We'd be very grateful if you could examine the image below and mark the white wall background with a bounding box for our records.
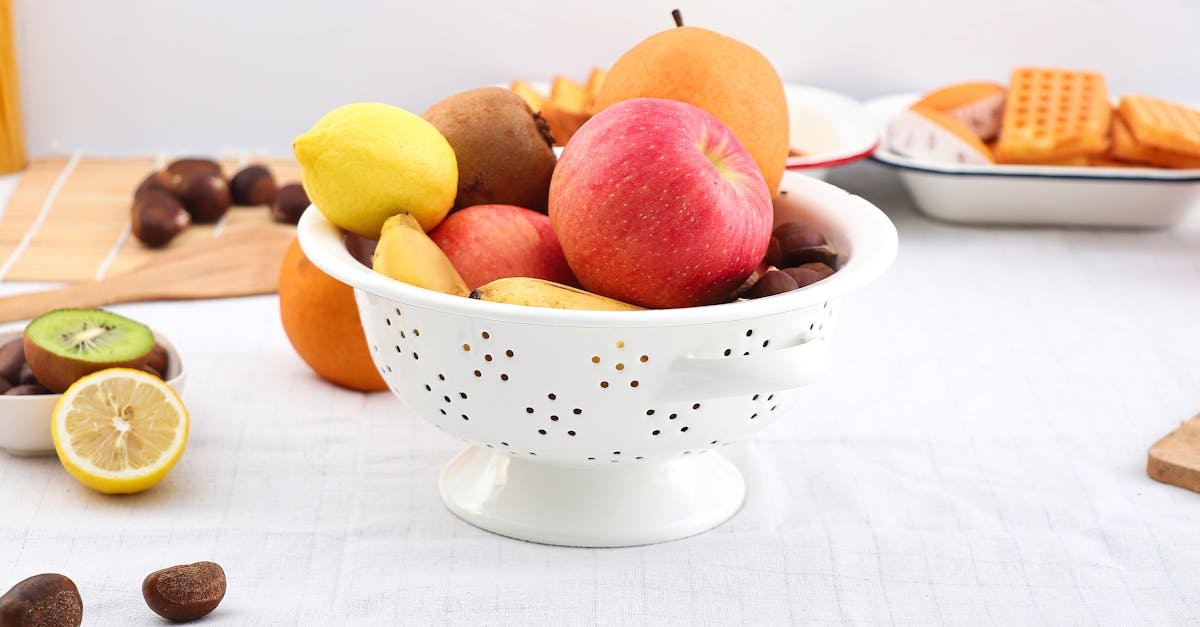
[11,0,1195,157]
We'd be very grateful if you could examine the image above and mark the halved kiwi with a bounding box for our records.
[22,309,155,393]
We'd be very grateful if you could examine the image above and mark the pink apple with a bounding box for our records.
[429,204,577,290]
[549,98,772,308]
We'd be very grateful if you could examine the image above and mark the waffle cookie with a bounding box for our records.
[887,106,993,165]
[994,67,1110,163]
[1111,112,1200,169]
[913,82,1006,141]
[1119,94,1200,158]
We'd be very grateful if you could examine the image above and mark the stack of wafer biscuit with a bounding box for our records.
[1112,95,1200,168]
[889,67,1200,170]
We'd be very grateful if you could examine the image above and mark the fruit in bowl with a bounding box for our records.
[293,11,824,312]
[550,98,772,309]
[298,92,835,310]
[430,204,576,290]
[595,10,789,192]
[373,213,470,296]
[423,87,557,213]
[288,7,898,546]
[293,103,458,237]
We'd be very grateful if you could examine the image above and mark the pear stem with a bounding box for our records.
[672,9,683,27]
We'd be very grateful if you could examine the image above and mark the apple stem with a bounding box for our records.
[672,9,683,27]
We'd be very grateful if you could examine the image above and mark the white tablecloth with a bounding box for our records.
[1,164,1198,625]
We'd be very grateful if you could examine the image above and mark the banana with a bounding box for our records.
[470,278,643,311]
[372,213,470,296]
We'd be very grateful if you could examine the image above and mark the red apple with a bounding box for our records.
[429,204,576,290]
[549,98,772,308]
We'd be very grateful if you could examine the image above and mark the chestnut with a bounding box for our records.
[166,157,223,181]
[343,232,378,267]
[145,344,169,375]
[0,573,82,626]
[134,170,180,200]
[142,561,226,622]
[17,362,36,385]
[229,164,277,206]
[783,262,835,288]
[3,383,50,396]
[0,338,23,384]
[744,269,799,299]
[132,191,190,247]
[177,173,232,223]
[271,183,309,224]
[766,222,837,268]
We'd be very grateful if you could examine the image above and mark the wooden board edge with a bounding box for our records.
[1147,414,1200,494]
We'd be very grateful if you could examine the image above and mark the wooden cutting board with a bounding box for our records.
[0,155,301,284]
[1148,414,1200,494]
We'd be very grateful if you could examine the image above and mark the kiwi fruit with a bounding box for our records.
[22,309,156,393]
[422,87,557,213]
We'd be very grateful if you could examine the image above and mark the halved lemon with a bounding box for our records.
[52,368,189,494]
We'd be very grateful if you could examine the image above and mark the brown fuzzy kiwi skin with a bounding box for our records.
[422,87,557,213]
[21,333,151,393]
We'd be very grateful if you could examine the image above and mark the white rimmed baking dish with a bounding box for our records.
[866,93,1200,228]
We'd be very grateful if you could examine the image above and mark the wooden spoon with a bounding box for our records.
[0,224,294,324]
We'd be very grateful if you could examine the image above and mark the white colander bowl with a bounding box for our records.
[298,171,897,547]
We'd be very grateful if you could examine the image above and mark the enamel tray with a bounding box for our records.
[866,93,1200,228]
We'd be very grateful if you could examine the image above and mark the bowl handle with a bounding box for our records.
[658,336,831,401]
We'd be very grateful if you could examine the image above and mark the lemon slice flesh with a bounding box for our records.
[52,368,189,494]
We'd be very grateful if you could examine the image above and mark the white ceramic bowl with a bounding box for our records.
[785,84,879,179]
[0,326,187,456]
[866,93,1200,228]
[298,172,896,547]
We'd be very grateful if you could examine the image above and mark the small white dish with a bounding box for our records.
[0,325,187,457]
[865,93,1200,228]
[784,84,879,179]
[507,81,878,181]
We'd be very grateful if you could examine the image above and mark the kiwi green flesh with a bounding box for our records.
[25,309,154,363]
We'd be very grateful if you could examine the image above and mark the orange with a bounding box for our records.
[595,19,789,192]
[278,237,387,392]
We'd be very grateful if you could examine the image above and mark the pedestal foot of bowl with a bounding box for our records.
[439,446,745,547]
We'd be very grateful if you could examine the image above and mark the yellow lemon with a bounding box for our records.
[293,102,458,237]
[51,368,188,494]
